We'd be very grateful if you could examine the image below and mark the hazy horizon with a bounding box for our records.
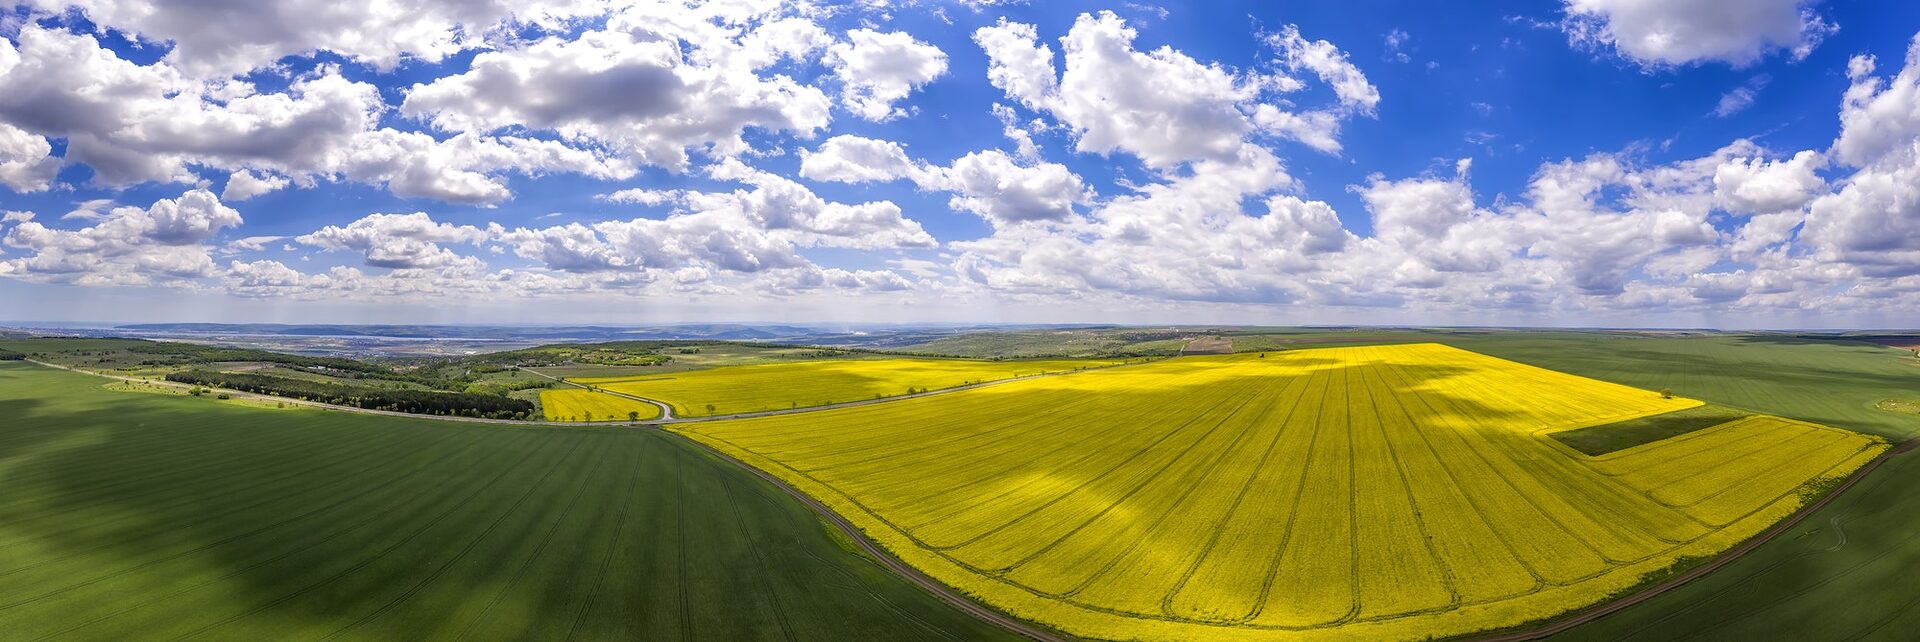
[6,318,1918,334]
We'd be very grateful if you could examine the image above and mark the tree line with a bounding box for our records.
[165,370,535,419]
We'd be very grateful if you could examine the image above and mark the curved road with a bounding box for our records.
[30,358,1142,427]
[518,368,678,420]
[521,361,1141,424]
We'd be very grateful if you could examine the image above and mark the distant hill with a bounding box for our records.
[115,323,837,342]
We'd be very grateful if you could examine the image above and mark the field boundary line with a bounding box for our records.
[28,356,1163,429]
[25,359,576,426]
[1374,361,1551,596]
[658,430,1068,642]
[520,369,677,420]
[528,357,1163,424]
[1466,435,1916,642]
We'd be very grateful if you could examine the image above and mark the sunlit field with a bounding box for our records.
[537,388,661,422]
[0,361,1013,640]
[573,357,1122,416]
[675,343,1887,641]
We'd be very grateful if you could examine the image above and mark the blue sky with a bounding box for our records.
[1,0,1919,327]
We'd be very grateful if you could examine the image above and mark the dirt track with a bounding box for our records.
[519,368,679,420]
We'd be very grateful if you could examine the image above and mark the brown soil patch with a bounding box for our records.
[1180,336,1233,355]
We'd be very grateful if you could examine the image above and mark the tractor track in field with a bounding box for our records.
[19,357,1083,641]
[24,356,1909,642]
[1465,435,1917,642]
[669,434,1069,642]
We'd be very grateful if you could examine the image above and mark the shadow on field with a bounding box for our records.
[872,355,1526,446]
[1439,335,1920,442]
[0,366,1018,640]
[0,398,52,459]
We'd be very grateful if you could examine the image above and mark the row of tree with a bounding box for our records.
[127,342,384,373]
[126,341,481,390]
[165,370,535,419]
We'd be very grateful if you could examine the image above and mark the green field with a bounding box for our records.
[5,330,1919,640]
[670,344,1882,641]
[573,357,1122,417]
[0,361,1015,640]
[894,329,1192,358]
[1399,332,1920,640]
[499,342,888,379]
[1431,333,1920,441]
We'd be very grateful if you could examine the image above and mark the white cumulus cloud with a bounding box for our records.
[1560,0,1836,68]
[222,170,289,201]
[402,14,832,170]
[1,188,240,284]
[827,29,949,122]
[296,212,493,269]
[974,12,1377,166]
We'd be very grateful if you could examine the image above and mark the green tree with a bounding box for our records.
[628,410,640,421]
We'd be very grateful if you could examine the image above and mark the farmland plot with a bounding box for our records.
[538,388,661,422]
[0,361,1016,640]
[573,358,1119,417]
[674,343,1888,641]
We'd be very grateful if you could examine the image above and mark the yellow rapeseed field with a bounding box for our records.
[538,388,661,422]
[572,357,1121,416]
[671,343,1887,641]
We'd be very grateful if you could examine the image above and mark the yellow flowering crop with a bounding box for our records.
[538,388,660,422]
[672,343,1886,641]
[573,357,1119,416]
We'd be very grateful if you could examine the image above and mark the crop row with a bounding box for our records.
[674,343,1888,642]
[574,358,1122,417]
[538,389,660,422]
